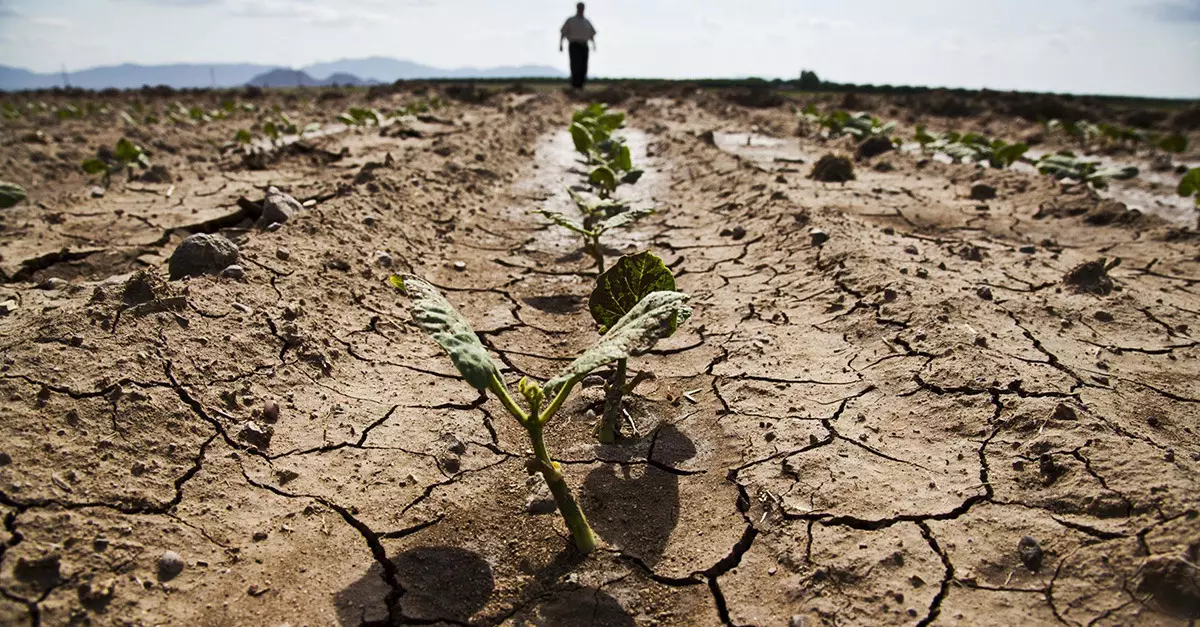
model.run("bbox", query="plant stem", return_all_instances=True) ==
[598,358,626,444]
[590,235,605,273]
[527,421,598,553]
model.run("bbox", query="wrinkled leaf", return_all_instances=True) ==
[81,158,109,175]
[589,252,677,332]
[393,275,501,391]
[544,291,692,396]
[570,123,593,155]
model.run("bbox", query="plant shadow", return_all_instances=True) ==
[334,545,494,626]
[582,423,697,566]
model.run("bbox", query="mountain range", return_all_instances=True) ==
[0,56,564,91]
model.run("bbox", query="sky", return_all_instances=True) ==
[0,0,1198,98]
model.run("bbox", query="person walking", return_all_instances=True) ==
[560,3,596,89]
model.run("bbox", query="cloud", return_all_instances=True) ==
[225,0,400,27]
[1152,0,1200,21]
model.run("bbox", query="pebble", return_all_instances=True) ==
[374,251,393,267]
[1019,246,1036,254]
[90,186,105,198]
[453,261,466,272]
[809,228,829,246]
[275,247,291,261]
[232,302,252,314]
[1094,310,1114,322]
[969,183,997,201]
[221,264,245,280]
[262,400,279,423]
[904,245,919,255]
[1018,536,1043,572]
[976,286,993,301]
[524,473,556,515]
[0,299,18,315]
[158,551,185,579]
[38,277,68,290]
[257,187,304,228]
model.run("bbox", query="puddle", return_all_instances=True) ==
[711,132,820,167]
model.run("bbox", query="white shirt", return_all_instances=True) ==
[561,16,596,43]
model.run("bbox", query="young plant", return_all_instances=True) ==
[570,104,643,198]
[1178,168,1200,229]
[81,138,151,187]
[588,252,688,443]
[392,274,692,553]
[534,206,655,273]
[1035,152,1138,189]
[914,127,1028,169]
[338,107,387,127]
[801,108,896,141]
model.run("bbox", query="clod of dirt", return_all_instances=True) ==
[873,161,895,172]
[1052,403,1077,421]
[374,251,394,267]
[122,270,172,306]
[1017,536,1044,572]
[1039,454,1065,485]
[969,183,997,201]
[976,286,993,301]
[810,154,855,183]
[78,577,116,609]
[1063,258,1116,296]
[1083,200,1137,226]
[809,228,830,247]
[238,421,273,450]
[168,233,239,280]
[221,264,245,280]
[138,164,172,184]
[1137,554,1200,618]
[258,186,304,228]
[0,451,11,466]
[157,551,185,580]
[856,136,894,160]
[1094,310,1114,322]
[720,226,748,240]
[14,553,61,588]
[38,277,67,290]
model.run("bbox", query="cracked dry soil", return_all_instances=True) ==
[1,86,1199,626]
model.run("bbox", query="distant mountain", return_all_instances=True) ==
[246,69,371,88]
[0,57,563,91]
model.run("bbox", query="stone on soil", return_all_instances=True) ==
[168,233,239,280]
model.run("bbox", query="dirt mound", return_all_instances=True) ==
[1063,258,1117,295]
[810,153,855,182]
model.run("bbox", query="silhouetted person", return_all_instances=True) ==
[560,3,596,89]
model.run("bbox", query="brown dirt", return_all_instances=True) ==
[1,85,1198,626]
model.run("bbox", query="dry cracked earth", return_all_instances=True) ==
[1,85,1198,626]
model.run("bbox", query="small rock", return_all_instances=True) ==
[0,451,11,466]
[252,530,269,542]
[168,233,239,280]
[904,245,919,255]
[453,261,466,272]
[262,400,279,423]
[809,228,829,246]
[325,258,351,272]
[0,299,18,315]
[1019,245,1036,254]
[915,268,929,279]
[976,286,993,301]
[157,551,185,579]
[232,302,252,314]
[90,186,105,198]
[276,469,299,484]
[1018,536,1043,572]
[789,616,810,627]
[38,277,68,290]
[238,421,273,449]
[524,473,556,515]
[257,187,304,228]
[374,251,393,267]
[969,183,997,201]
[1094,310,1114,322]
[275,247,291,261]
[220,264,245,280]
[444,435,467,456]
[248,584,270,597]
[440,456,461,473]
[362,214,378,227]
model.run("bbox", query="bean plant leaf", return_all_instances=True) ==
[0,181,27,209]
[589,165,617,191]
[81,158,109,175]
[1158,134,1188,154]
[235,129,252,144]
[1178,168,1200,198]
[544,291,692,396]
[533,209,590,236]
[392,275,501,391]
[614,144,633,172]
[114,139,140,163]
[621,169,644,184]
[589,252,677,332]
[595,207,655,234]
[570,123,593,155]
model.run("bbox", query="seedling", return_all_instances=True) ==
[81,138,151,187]
[1035,152,1138,189]
[798,107,896,141]
[914,127,1028,169]
[534,205,654,273]
[0,181,27,209]
[1178,168,1200,229]
[589,252,688,443]
[570,104,643,198]
[392,274,692,553]
[338,107,387,127]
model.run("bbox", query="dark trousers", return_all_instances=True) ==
[568,42,589,89]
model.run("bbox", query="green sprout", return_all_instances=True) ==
[1035,152,1138,189]
[797,107,896,141]
[588,252,688,443]
[392,274,692,553]
[81,138,151,187]
[534,204,654,273]
[914,127,1028,169]
[570,104,643,198]
[1178,168,1200,230]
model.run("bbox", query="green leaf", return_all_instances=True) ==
[596,111,626,132]
[570,122,593,155]
[235,129,252,144]
[992,142,1028,168]
[263,121,279,139]
[114,138,141,163]
[621,169,644,184]
[1158,134,1188,154]
[543,291,692,396]
[337,113,357,125]
[0,181,27,209]
[589,165,617,192]
[533,209,591,236]
[394,275,501,391]
[81,158,109,175]
[595,207,655,234]
[614,144,633,172]
[589,252,677,332]
[1177,168,1200,198]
